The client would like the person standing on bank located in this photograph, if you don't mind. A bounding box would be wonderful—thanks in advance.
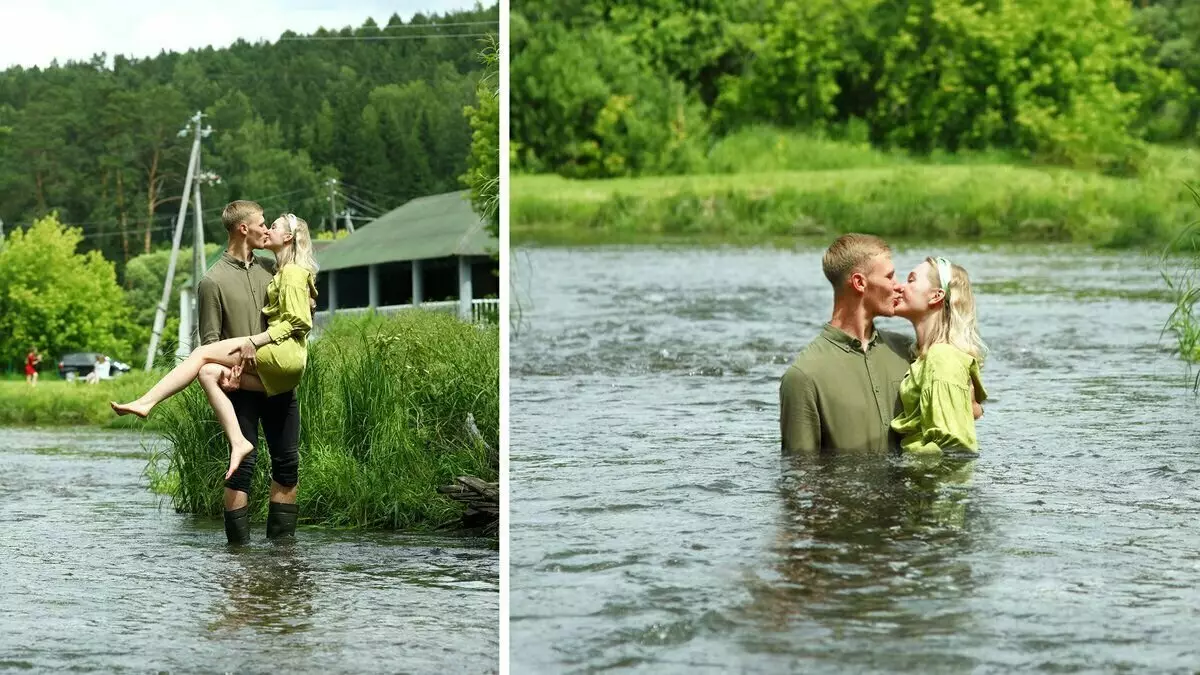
[779,234,913,453]
[200,200,302,544]
[25,347,42,387]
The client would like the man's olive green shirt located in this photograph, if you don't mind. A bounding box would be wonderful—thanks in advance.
[197,252,276,345]
[779,323,914,454]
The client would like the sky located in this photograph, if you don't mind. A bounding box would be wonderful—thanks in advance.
[0,0,485,70]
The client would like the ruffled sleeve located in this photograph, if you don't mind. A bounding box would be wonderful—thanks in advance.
[266,264,314,344]
[911,347,980,452]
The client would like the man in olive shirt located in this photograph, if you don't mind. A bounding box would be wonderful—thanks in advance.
[780,234,914,453]
[198,200,301,543]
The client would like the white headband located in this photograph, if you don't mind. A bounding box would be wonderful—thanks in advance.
[934,256,953,294]
[285,213,297,233]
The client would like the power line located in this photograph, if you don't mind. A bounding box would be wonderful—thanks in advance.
[377,21,498,29]
[337,181,405,206]
[339,191,386,215]
[280,33,493,41]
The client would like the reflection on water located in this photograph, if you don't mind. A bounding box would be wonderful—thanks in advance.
[0,427,498,672]
[745,453,979,656]
[208,544,316,635]
[511,245,1200,673]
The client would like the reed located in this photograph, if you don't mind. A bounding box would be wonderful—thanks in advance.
[1161,184,1200,381]
[146,310,499,530]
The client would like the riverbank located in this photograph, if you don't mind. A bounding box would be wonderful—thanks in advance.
[511,135,1200,250]
[0,374,162,429]
[147,310,500,531]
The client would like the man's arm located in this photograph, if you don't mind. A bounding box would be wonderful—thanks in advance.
[968,369,984,420]
[780,366,821,453]
[197,277,222,346]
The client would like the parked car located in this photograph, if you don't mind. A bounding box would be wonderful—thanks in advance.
[58,352,131,379]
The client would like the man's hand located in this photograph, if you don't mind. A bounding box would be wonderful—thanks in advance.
[219,364,243,392]
[969,379,983,420]
[227,338,258,371]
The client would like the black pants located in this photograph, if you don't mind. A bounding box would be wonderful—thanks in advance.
[223,388,300,495]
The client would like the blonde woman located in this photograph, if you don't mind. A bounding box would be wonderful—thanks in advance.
[890,256,988,453]
[113,213,318,479]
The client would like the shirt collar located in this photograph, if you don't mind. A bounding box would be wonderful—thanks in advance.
[221,250,259,271]
[820,322,880,353]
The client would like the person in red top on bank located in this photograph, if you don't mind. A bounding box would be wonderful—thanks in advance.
[25,347,42,387]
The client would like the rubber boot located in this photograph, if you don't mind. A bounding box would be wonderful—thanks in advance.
[266,502,298,540]
[224,505,251,545]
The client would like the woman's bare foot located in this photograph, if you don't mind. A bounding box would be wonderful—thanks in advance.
[225,439,256,480]
[110,400,151,418]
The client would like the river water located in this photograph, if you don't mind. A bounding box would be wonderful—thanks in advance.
[509,245,1200,673]
[0,427,497,673]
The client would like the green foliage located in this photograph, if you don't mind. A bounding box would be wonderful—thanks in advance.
[0,373,164,427]
[147,310,499,530]
[122,243,221,365]
[0,5,498,272]
[463,34,500,238]
[1132,0,1200,142]
[511,18,709,178]
[208,99,334,223]
[724,0,1156,171]
[0,214,137,370]
[511,0,1182,177]
[1161,184,1200,372]
[511,132,1198,248]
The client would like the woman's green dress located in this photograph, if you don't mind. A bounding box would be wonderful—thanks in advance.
[255,263,316,396]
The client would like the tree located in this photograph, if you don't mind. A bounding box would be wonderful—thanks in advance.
[463,34,499,237]
[123,243,221,364]
[510,21,709,177]
[0,214,135,369]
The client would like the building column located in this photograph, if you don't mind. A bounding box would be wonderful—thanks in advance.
[411,260,423,306]
[328,270,338,312]
[368,264,379,308]
[458,256,473,321]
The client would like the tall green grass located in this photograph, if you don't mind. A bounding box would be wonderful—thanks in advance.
[1161,185,1200,375]
[0,373,164,428]
[147,310,499,530]
[513,129,1200,249]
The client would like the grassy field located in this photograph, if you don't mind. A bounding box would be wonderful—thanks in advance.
[0,373,164,429]
[512,129,1200,250]
[145,310,499,531]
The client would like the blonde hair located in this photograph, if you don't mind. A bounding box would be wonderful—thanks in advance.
[822,233,891,289]
[222,200,263,233]
[271,213,319,275]
[923,256,987,364]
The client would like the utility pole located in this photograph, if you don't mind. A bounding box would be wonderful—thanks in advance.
[144,111,208,370]
[192,157,206,297]
[329,178,338,236]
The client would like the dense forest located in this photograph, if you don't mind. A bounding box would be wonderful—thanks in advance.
[510,0,1198,178]
[0,4,499,276]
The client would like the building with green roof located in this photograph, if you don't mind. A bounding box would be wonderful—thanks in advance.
[313,190,498,324]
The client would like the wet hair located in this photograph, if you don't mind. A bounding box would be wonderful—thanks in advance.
[822,233,891,290]
[222,200,263,234]
[923,256,987,364]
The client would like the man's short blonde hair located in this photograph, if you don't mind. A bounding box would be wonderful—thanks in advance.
[222,200,263,233]
[822,233,891,289]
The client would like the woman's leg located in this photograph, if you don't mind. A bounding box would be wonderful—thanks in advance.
[196,363,260,479]
[111,338,249,418]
